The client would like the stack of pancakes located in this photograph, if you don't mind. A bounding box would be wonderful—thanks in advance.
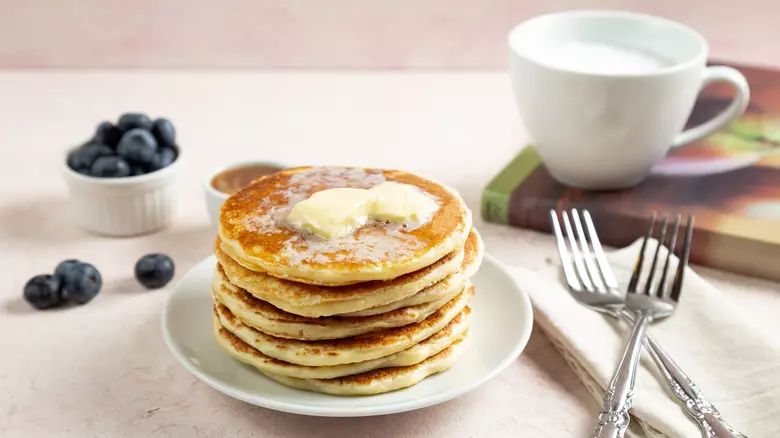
[212,166,483,395]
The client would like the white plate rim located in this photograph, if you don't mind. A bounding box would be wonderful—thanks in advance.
[161,252,533,417]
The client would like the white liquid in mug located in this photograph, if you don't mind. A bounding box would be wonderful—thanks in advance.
[543,42,671,74]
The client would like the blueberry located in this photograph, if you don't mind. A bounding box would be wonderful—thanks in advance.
[54,259,82,286]
[117,113,152,132]
[93,121,123,148]
[90,156,131,178]
[151,118,176,147]
[23,274,63,310]
[135,254,175,289]
[116,129,157,165]
[67,143,113,174]
[64,263,102,304]
[146,147,176,172]
[130,166,146,177]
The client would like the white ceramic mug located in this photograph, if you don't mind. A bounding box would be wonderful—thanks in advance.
[508,11,750,189]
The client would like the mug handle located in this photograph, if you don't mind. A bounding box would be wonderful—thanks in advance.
[671,66,751,148]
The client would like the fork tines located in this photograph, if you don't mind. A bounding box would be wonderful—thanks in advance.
[550,209,694,302]
[550,209,618,294]
[626,212,694,301]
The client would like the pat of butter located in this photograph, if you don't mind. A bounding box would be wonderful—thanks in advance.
[287,182,438,239]
[287,188,377,239]
[370,182,438,224]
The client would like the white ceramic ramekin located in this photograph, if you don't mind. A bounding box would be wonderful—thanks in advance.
[203,160,289,227]
[61,147,182,236]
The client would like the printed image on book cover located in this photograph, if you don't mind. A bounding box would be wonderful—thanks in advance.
[483,62,780,281]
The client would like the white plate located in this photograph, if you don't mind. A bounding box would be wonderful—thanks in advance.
[162,253,533,417]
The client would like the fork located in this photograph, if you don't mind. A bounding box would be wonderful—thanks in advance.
[551,209,747,438]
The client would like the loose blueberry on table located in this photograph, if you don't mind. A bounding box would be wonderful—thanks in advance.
[135,254,176,289]
[54,259,82,285]
[23,275,63,310]
[66,112,179,178]
[23,259,103,309]
[64,263,103,304]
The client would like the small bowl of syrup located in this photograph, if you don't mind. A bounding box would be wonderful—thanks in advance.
[203,160,289,226]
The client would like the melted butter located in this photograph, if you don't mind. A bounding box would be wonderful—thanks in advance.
[287,188,377,239]
[369,182,438,224]
[286,182,438,239]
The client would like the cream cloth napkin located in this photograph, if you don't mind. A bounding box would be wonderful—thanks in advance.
[510,238,780,437]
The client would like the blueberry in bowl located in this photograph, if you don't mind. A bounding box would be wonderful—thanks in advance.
[93,121,123,149]
[67,143,114,174]
[117,128,158,166]
[67,113,179,179]
[117,113,153,132]
[62,112,182,236]
[147,147,177,172]
[151,118,176,148]
[90,155,132,178]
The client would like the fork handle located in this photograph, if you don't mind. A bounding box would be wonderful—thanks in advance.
[618,311,748,437]
[591,314,650,438]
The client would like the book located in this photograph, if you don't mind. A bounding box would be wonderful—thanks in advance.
[483,62,780,282]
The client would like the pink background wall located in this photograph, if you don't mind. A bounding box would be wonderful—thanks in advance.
[1,0,779,69]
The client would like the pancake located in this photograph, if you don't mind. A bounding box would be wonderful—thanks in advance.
[212,263,469,340]
[340,231,483,317]
[262,336,469,396]
[218,166,473,286]
[215,229,481,318]
[213,307,470,379]
[214,284,474,366]
[334,278,464,319]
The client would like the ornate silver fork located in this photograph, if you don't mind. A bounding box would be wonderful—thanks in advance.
[550,209,747,438]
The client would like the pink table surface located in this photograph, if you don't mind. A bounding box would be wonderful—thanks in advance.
[0,71,777,438]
